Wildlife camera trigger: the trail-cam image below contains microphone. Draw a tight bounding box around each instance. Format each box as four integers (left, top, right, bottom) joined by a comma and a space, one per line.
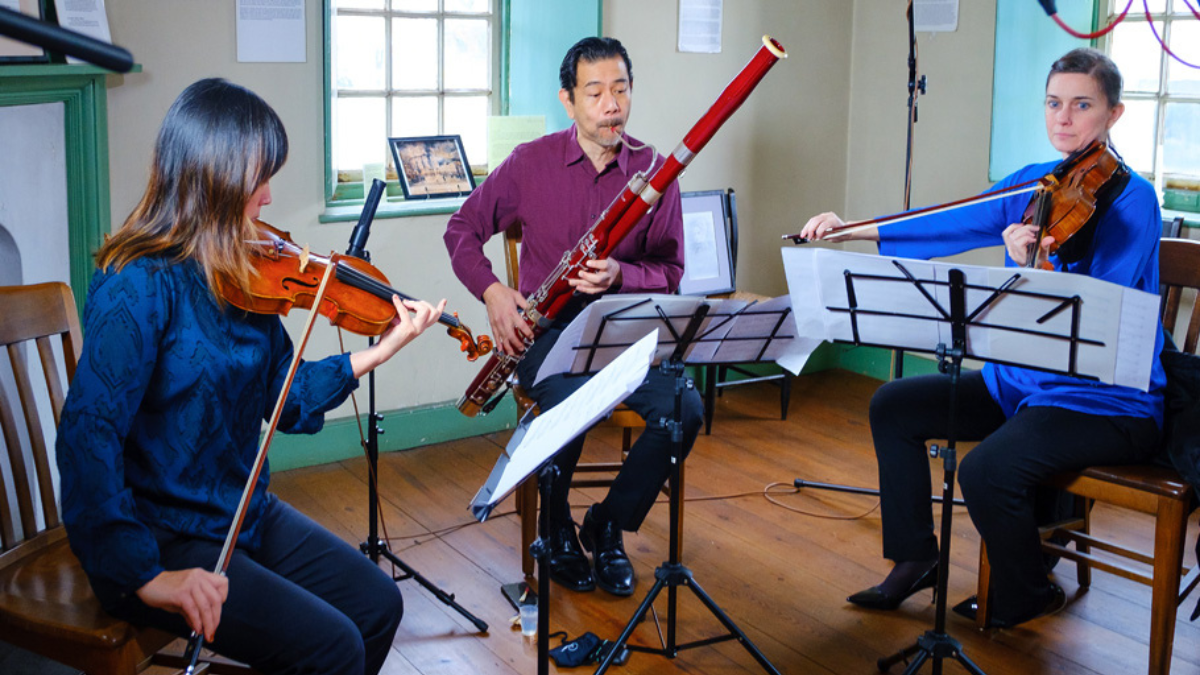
0, 7, 134, 72
346, 178, 387, 261
1037, 0, 1057, 16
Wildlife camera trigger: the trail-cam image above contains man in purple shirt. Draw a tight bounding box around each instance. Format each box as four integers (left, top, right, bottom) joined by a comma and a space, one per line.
444, 37, 703, 596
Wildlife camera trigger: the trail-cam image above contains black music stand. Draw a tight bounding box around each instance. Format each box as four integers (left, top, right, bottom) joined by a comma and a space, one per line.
471, 331, 661, 675
347, 180, 488, 633
780, 247, 1159, 674
537, 295, 798, 675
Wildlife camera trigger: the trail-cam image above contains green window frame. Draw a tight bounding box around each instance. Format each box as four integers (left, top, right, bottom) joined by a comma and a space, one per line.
321, 0, 601, 223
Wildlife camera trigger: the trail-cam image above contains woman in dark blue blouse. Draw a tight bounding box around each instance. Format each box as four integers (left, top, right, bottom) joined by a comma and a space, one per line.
797, 49, 1165, 628
56, 78, 445, 675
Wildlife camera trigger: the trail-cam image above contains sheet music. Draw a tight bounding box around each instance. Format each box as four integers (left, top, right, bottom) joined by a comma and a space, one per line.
782, 247, 1160, 390
708, 295, 819, 373
484, 330, 658, 508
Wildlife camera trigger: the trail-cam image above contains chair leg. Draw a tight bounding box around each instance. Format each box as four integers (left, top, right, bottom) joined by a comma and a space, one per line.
780, 372, 792, 421
703, 365, 716, 435
517, 478, 538, 578
1078, 497, 1092, 588
976, 539, 993, 631
1148, 497, 1187, 675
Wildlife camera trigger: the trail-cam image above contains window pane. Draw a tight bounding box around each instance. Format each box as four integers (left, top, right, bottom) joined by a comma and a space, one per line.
445, 96, 487, 166
336, 97, 388, 173
392, 0, 437, 11
1163, 102, 1200, 176
392, 96, 439, 137
446, 0, 490, 12
1170, 0, 1195, 13
393, 18, 439, 90
1110, 99, 1157, 174
444, 19, 489, 90
1140, 0, 1167, 13
1109, 21, 1162, 93
336, 0, 384, 9
1167, 20, 1200, 95
336, 16, 385, 90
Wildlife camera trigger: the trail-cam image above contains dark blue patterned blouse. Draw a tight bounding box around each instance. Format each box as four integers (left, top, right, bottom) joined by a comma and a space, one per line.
56, 257, 358, 602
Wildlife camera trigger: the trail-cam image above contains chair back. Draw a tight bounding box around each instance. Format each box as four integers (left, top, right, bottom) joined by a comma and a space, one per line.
1160, 238, 1200, 355
503, 222, 523, 289
0, 282, 80, 563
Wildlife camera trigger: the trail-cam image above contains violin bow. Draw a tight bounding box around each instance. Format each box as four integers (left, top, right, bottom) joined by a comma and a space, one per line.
182, 256, 338, 673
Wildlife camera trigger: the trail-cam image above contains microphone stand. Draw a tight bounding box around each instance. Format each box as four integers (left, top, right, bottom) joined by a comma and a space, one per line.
350, 180, 488, 633
893, 0, 927, 381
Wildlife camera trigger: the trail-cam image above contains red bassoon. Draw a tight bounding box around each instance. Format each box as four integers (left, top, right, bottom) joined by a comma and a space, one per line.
458, 35, 787, 416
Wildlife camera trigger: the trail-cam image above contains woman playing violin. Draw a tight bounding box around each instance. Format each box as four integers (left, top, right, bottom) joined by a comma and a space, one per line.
798, 48, 1166, 628
56, 78, 445, 674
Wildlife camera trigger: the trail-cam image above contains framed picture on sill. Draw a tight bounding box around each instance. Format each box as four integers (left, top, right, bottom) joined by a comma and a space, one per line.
0, 0, 50, 63
388, 134, 476, 200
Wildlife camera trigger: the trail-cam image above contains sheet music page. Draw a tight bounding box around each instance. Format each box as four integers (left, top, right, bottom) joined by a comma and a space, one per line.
687, 298, 747, 363
536, 295, 707, 384
707, 295, 820, 373
487, 330, 658, 506
1114, 286, 1160, 391
815, 250, 944, 352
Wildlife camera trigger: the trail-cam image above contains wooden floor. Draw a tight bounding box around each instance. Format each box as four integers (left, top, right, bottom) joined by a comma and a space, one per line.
271, 369, 1200, 675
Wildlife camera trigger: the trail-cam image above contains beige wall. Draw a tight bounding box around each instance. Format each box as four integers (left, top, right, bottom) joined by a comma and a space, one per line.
842, 0, 1002, 265
102, 1, 1005, 417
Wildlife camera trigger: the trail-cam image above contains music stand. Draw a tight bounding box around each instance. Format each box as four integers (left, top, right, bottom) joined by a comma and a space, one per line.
471, 331, 661, 675
535, 294, 807, 675
780, 247, 1160, 674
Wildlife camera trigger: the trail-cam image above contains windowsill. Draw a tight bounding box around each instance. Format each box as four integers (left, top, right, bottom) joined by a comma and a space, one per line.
318, 197, 468, 224
1163, 208, 1200, 229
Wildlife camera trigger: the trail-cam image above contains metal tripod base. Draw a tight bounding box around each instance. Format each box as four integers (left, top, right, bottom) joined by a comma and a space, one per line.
879, 630, 986, 675
594, 562, 781, 675
362, 537, 489, 633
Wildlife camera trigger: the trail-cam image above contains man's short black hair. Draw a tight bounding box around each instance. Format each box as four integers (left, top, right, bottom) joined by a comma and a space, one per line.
559, 37, 633, 102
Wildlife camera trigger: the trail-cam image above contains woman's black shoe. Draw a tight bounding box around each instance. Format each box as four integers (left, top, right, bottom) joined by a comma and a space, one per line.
847, 563, 938, 610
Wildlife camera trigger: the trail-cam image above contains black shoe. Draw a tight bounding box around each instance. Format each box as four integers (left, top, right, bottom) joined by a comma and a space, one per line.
953, 583, 1067, 629
579, 506, 635, 597
846, 563, 938, 611
545, 519, 595, 592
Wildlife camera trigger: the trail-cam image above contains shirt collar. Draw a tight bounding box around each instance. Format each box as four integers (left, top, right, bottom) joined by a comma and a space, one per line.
561, 124, 636, 176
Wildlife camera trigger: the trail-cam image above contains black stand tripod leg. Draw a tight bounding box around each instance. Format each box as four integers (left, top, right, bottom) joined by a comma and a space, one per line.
532, 464, 559, 675
359, 359, 488, 633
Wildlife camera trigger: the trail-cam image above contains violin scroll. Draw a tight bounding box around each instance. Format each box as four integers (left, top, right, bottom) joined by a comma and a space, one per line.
447, 313, 493, 362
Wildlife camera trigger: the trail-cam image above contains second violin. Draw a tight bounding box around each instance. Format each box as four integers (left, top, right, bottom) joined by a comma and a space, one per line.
220, 220, 493, 361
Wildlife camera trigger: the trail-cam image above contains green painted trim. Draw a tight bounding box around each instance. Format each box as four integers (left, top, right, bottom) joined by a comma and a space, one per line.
499, 0, 511, 116
832, 344, 942, 381
0, 69, 113, 313
269, 395, 517, 471
323, 0, 335, 203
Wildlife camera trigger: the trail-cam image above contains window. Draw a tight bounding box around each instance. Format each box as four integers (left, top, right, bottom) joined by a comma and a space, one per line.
327, 0, 498, 202
1103, 0, 1200, 208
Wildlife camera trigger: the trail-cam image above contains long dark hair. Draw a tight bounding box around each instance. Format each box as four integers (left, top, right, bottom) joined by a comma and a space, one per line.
96, 78, 288, 299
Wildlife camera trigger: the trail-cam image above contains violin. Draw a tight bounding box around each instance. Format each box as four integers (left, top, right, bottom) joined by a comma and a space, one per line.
219, 220, 493, 361
783, 140, 1130, 264
1022, 140, 1129, 270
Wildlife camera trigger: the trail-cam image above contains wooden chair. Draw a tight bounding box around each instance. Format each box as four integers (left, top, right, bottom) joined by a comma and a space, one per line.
503, 224, 669, 577
0, 282, 253, 675
683, 189, 792, 435
975, 237, 1200, 675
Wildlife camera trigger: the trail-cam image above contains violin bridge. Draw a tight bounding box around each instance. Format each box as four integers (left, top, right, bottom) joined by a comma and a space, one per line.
299, 244, 311, 273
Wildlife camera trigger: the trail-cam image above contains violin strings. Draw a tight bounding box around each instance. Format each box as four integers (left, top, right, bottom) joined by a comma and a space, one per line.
333, 260, 459, 326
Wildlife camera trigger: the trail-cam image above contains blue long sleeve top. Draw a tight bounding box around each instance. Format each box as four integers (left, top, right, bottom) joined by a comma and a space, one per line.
56, 257, 359, 604
878, 159, 1165, 426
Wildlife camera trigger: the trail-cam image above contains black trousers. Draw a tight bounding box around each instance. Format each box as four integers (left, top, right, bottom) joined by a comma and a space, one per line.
516, 316, 704, 532
107, 498, 403, 675
870, 371, 1159, 622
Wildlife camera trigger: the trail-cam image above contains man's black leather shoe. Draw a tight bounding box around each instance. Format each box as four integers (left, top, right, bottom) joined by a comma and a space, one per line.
546, 520, 595, 592
952, 582, 1067, 628
579, 506, 635, 596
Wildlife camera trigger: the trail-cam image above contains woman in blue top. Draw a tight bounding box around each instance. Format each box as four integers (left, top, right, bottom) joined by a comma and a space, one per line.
56, 78, 445, 675
797, 48, 1165, 628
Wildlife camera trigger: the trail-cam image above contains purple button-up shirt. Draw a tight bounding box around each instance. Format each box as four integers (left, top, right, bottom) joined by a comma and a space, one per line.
444, 125, 684, 300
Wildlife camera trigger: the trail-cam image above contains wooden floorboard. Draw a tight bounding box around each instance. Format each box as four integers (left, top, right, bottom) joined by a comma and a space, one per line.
270, 370, 1200, 674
